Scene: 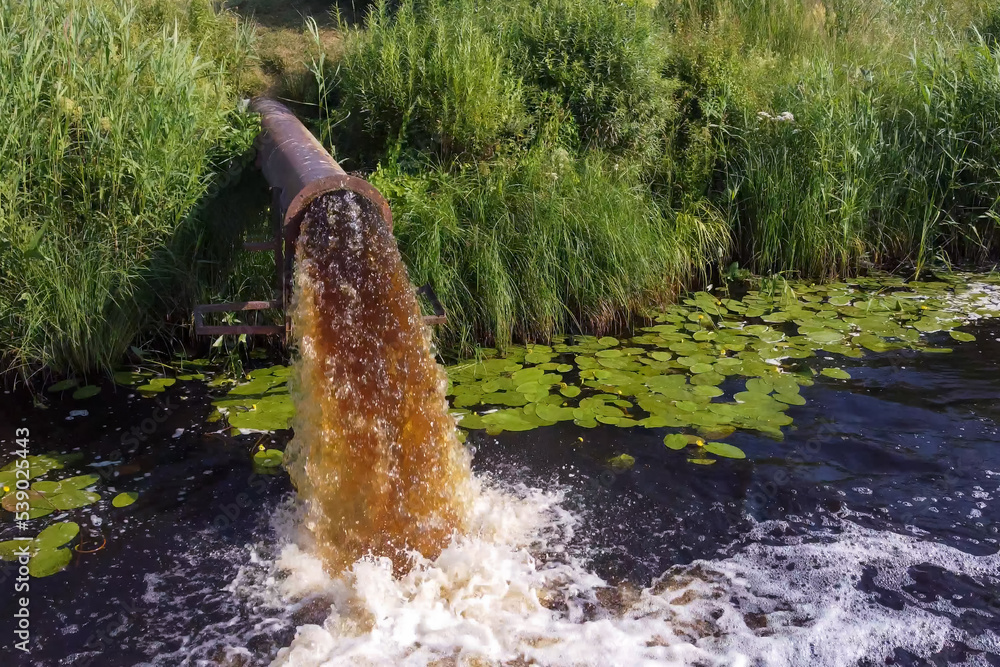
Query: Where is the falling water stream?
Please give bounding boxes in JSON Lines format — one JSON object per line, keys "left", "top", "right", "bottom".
{"left": 285, "top": 191, "right": 472, "bottom": 574}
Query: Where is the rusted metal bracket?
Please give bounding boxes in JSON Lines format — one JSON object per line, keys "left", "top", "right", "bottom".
{"left": 193, "top": 98, "right": 446, "bottom": 340}
{"left": 193, "top": 301, "right": 284, "bottom": 336}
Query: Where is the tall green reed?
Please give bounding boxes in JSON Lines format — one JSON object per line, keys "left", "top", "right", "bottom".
{"left": 0, "top": 0, "right": 254, "bottom": 379}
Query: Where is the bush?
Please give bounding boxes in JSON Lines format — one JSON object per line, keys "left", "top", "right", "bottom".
{"left": 334, "top": 0, "right": 525, "bottom": 161}
{"left": 0, "top": 0, "right": 255, "bottom": 377}
{"left": 506, "top": 0, "right": 676, "bottom": 157}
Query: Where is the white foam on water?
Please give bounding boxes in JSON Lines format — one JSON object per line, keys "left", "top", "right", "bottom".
{"left": 267, "top": 482, "right": 1000, "bottom": 667}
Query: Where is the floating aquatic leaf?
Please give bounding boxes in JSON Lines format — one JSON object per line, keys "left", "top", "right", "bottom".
{"left": 112, "top": 492, "right": 138, "bottom": 508}
{"left": 253, "top": 449, "right": 284, "bottom": 468}
{"left": 702, "top": 442, "right": 746, "bottom": 459}
{"left": 113, "top": 371, "right": 144, "bottom": 386}
{"left": 559, "top": 385, "right": 581, "bottom": 398}
{"left": 28, "top": 547, "right": 72, "bottom": 578}
{"left": 820, "top": 368, "right": 852, "bottom": 380}
{"left": 2, "top": 489, "right": 50, "bottom": 512}
{"left": 481, "top": 409, "right": 541, "bottom": 433}
{"left": 48, "top": 490, "right": 100, "bottom": 510}
{"left": 687, "top": 458, "right": 716, "bottom": 465}
{"left": 608, "top": 453, "right": 635, "bottom": 470}
{"left": 72, "top": 385, "right": 101, "bottom": 400}
{"left": 663, "top": 434, "right": 688, "bottom": 450}
{"left": 949, "top": 330, "right": 975, "bottom": 342}
{"left": 58, "top": 474, "right": 99, "bottom": 491}
{"left": 511, "top": 367, "right": 545, "bottom": 384}
{"left": 137, "top": 378, "right": 176, "bottom": 393}
{"left": 47, "top": 379, "right": 79, "bottom": 393}
{"left": 0, "top": 540, "right": 29, "bottom": 561}
{"left": 31, "top": 481, "right": 61, "bottom": 494}
{"left": 774, "top": 392, "right": 806, "bottom": 406}
{"left": 534, "top": 404, "right": 576, "bottom": 422}
{"left": 228, "top": 394, "right": 295, "bottom": 431}
{"left": 805, "top": 329, "right": 843, "bottom": 345}
{"left": 697, "top": 426, "right": 736, "bottom": 439}
{"left": 32, "top": 522, "right": 79, "bottom": 550}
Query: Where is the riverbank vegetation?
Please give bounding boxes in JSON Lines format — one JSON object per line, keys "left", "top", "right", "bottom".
{"left": 2, "top": 0, "right": 1000, "bottom": 380}
{"left": 319, "top": 0, "right": 1000, "bottom": 352}
{"left": 0, "top": 0, "right": 258, "bottom": 379}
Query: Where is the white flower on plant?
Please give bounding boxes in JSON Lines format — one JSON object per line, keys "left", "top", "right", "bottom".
{"left": 757, "top": 111, "right": 795, "bottom": 123}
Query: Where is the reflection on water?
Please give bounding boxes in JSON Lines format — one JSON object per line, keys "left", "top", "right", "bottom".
{"left": 1, "top": 325, "right": 999, "bottom": 665}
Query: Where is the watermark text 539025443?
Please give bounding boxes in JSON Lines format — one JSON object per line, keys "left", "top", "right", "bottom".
{"left": 11, "top": 427, "right": 32, "bottom": 654}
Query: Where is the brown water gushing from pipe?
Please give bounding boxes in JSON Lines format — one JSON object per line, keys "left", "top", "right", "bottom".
{"left": 284, "top": 190, "right": 473, "bottom": 573}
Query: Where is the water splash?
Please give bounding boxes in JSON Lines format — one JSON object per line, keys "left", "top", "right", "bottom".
{"left": 284, "top": 190, "right": 473, "bottom": 573}
{"left": 268, "top": 485, "right": 1000, "bottom": 667}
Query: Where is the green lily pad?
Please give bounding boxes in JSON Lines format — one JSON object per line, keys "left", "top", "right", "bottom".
{"left": 112, "top": 492, "right": 138, "bottom": 508}
{"left": 0, "top": 539, "right": 31, "bottom": 561}
{"left": 608, "top": 453, "right": 635, "bottom": 470}
{"left": 28, "top": 547, "right": 72, "bottom": 578}
{"left": 687, "top": 458, "right": 716, "bottom": 465}
{"left": 774, "top": 392, "right": 806, "bottom": 406}
{"left": 72, "top": 385, "right": 101, "bottom": 400}
{"left": 702, "top": 442, "right": 746, "bottom": 459}
{"left": 33, "top": 521, "right": 79, "bottom": 550}
{"left": 137, "top": 377, "right": 176, "bottom": 393}
{"left": 664, "top": 434, "right": 688, "bottom": 450}
{"left": 57, "top": 474, "right": 99, "bottom": 491}
{"left": 2, "top": 489, "right": 51, "bottom": 512}
{"left": 48, "top": 490, "right": 100, "bottom": 510}
{"left": 534, "top": 404, "right": 576, "bottom": 422}
{"left": 113, "top": 370, "right": 144, "bottom": 386}
{"left": 253, "top": 449, "right": 284, "bottom": 468}
{"left": 820, "top": 368, "right": 852, "bottom": 380}
{"left": 47, "top": 379, "right": 79, "bottom": 392}
{"left": 949, "top": 330, "right": 975, "bottom": 342}
{"left": 31, "top": 481, "right": 61, "bottom": 494}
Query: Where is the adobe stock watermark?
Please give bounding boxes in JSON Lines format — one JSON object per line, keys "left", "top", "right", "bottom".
{"left": 9, "top": 426, "right": 32, "bottom": 654}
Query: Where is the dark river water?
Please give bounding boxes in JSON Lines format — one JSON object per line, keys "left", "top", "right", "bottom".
{"left": 1, "top": 323, "right": 998, "bottom": 666}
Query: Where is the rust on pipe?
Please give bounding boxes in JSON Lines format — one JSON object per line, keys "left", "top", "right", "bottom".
{"left": 250, "top": 98, "right": 397, "bottom": 338}
{"left": 250, "top": 97, "right": 393, "bottom": 240}
{"left": 194, "top": 99, "right": 444, "bottom": 339}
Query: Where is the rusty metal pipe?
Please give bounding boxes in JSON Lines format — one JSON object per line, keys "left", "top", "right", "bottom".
{"left": 250, "top": 97, "right": 393, "bottom": 236}
{"left": 194, "top": 99, "right": 445, "bottom": 339}
{"left": 250, "top": 98, "right": 398, "bottom": 336}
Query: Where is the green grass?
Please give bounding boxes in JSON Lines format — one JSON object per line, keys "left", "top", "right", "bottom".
{"left": 0, "top": 0, "right": 256, "bottom": 379}
{"left": 303, "top": 0, "right": 1000, "bottom": 356}
{"left": 672, "top": 0, "right": 1000, "bottom": 278}
{"left": 373, "top": 147, "right": 728, "bottom": 351}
